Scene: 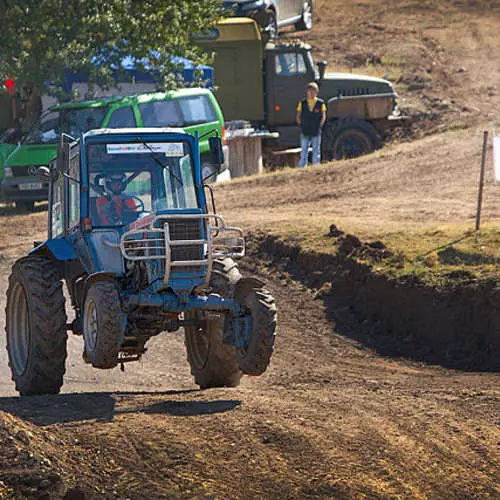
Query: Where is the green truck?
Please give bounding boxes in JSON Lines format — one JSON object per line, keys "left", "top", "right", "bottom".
{"left": 198, "top": 18, "right": 401, "bottom": 160}
{"left": 1, "top": 88, "right": 227, "bottom": 210}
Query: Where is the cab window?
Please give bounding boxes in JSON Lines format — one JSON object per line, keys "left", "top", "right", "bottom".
{"left": 87, "top": 141, "right": 198, "bottom": 227}
{"left": 178, "top": 96, "right": 217, "bottom": 125}
{"left": 50, "top": 173, "right": 64, "bottom": 238}
{"left": 139, "top": 100, "right": 183, "bottom": 127}
{"left": 106, "top": 106, "right": 137, "bottom": 128}
{"left": 139, "top": 95, "right": 217, "bottom": 127}
{"left": 67, "top": 147, "right": 80, "bottom": 229}
{"left": 275, "top": 53, "right": 307, "bottom": 76}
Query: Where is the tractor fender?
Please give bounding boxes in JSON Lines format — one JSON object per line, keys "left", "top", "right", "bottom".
{"left": 233, "top": 276, "right": 265, "bottom": 302}
{"left": 30, "top": 239, "right": 78, "bottom": 261}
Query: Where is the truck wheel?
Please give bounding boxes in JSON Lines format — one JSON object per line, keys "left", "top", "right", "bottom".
{"left": 236, "top": 286, "right": 277, "bottom": 376}
{"left": 295, "top": 0, "right": 313, "bottom": 31}
{"left": 15, "top": 200, "right": 35, "bottom": 212}
{"left": 6, "top": 256, "right": 67, "bottom": 396}
{"left": 184, "top": 259, "right": 243, "bottom": 389}
{"left": 322, "top": 117, "right": 381, "bottom": 161}
{"left": 83, "top": 281, "right": 124, "bottom": 369}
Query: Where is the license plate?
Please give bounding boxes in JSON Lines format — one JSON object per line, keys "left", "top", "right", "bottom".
{"left": 19, "top": 182, "right": 43, "bottom": 191}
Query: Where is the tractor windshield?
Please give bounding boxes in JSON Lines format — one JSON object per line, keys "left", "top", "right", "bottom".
{"left": 23, "top": 107, "right": 109, "bottom": 145}
{"left": 87, "top": 140, "right": 198, "bottom": 227}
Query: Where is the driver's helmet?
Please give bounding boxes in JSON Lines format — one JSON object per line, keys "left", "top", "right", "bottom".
{"left": 104, "top": 172, "right": 127, "bottom": 196}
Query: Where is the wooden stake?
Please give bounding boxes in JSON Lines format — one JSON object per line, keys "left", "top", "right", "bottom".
{"left": 475, "top": 131, "right": 488, "bottom": 231}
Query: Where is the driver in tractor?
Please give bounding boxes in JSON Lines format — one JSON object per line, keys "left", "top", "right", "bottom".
{"left": 96, "top": 172, "right": 141, "bottom": 226}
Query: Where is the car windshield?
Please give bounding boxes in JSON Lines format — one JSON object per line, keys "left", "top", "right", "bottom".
{"left": 87, "top": 140, "right": 198, "bottom": 227}
{"left": 23, "top": 106, "right": 109, "bottom": 145}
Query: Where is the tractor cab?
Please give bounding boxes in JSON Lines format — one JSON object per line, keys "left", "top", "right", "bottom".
{"left": 46, "top": 128, "right": 241, "bottom": 294}
{"left": 85, "top": 131, "right": 200, "bottom": 228}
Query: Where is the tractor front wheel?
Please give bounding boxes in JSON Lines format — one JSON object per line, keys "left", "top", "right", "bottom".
{"left": 6, "top": 256, "right": 67, "bottom": 396}
{"left": 236, "top": 286, "right": 277, "bottom": 376}
{"left": 185, "top": 259, "right": 243, "bottom": 389}
{"left": 83, "top": 281, "right": 124, "bottom": 369}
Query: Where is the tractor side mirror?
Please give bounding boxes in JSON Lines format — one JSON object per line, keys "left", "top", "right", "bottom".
{"left": 317, "top": 61, "right": 328, "bottom": 82}
{"left": 209, "top": 136, "right": 224, "bottom": 170}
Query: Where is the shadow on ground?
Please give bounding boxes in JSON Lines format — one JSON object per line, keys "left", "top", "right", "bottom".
{"left": 0, "top": 390, "right": 240, "bottom": 425}
{"left": 0, "top": 202, "right": 48, "bottom": 217}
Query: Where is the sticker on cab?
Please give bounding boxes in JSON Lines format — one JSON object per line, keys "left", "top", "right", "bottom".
{"left": 106, "top": 143, "right": 184, "bottom": 156}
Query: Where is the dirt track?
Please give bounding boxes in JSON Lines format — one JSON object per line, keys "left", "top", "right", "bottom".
{"left": 0, "top": 250, "right": 499, "bottom": 498}
{"left": 1, "top": 1, "right": 500, "bottom": 498}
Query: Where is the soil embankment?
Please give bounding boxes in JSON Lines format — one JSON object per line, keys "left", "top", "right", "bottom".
{"left": 248, "top": 232, "right": 500, "bottom": 371}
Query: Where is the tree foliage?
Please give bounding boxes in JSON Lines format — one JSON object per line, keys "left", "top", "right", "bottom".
{"left": 0, "top": 0, "right": 223, "bottom": 96}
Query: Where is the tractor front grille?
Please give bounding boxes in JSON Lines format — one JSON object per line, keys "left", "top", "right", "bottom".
{"left": 121, "top": 217, "right": 207, "bottom": 286}
{"left": 120, "top": 213, "right": 244, "bottom": 290}
{"left": 166, "top": 219, "right": 204, "bottom": 275}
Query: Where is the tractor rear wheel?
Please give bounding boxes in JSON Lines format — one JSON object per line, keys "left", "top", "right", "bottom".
{"left": 236, "top": 286, "right": 277, "bottom": 376}
{"left": 322, "top": 117, "right": 381, "bottom": 161}
{"left": 185, "top": 259, "right": 243, "bottom": 389}
{"left": 83, "top": 281, "right": 124, "bottom": 369}
{"left": 6, "top": 256, "right": 67, "bottom": 396}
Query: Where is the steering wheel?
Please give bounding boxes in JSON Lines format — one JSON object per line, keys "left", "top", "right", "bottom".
{"left": 105, "top": 195, "right": 145, "bottom": 225}
{"left": 125, "top": 195, "right": 145, "bottom": 213}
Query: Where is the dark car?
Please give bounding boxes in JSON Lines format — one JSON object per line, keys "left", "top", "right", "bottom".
{"left": 223, "top": 0, "right": 313, "bottom": 38}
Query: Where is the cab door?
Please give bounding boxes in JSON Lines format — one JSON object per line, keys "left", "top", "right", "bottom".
{"left": 266, "top": 49, "right": 312, "bottom": 126}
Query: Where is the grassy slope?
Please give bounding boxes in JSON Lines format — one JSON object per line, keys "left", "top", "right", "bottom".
{"left": 215, "top": 126, "right": 500, "bottom": 284}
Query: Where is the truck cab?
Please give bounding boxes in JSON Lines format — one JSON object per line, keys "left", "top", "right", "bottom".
{"left": 199, "top": 18, "right": 400, "bottom": 159}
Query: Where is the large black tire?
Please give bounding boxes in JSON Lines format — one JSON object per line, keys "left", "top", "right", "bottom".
{"left": 83, "top": 281, "right": 124, "bottom": 369}
{"left": 322, "top": 117, "right": 382, "bottom": 161}
{"left": 295, "top": 0, "right": 313, "bottom": 31}
{"left": 236, "top": 287, "right": 277, "bottom": 376}
{"left": 185, "top": 258, "right": 243, "bottom": 389}
{"left": 6, "top": 256, "right": 67, "bottom": 396}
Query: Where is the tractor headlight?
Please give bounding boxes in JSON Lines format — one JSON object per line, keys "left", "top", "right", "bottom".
{"left": 3, "top": 167, "right": 13, "bottom": 178}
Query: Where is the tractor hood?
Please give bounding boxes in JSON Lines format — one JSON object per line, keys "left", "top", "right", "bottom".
{"left": 4, "top": 144, "right": 57, "bottom": 167}
{"left": 319, "top": 72, "right": 395, "bottom": 100}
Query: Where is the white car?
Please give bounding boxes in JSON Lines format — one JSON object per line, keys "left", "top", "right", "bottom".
{"left": 222, "top": 0, "right": 313, "bottom": 39}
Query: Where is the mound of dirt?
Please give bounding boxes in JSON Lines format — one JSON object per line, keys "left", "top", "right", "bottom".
{"left": 0, "top": 411, "right": 69, "bottom": 498}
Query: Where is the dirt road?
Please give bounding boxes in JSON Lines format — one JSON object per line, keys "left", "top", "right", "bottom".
{"left": 0, "top": 227, "right": 498, "bottom": 498}
{"left": 0, "top": 1, "right": 499, "bottom": 498}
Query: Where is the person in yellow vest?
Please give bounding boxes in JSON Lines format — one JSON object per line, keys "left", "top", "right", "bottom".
{"left": 296, "top": 82, "right": 326, "bottom": 167}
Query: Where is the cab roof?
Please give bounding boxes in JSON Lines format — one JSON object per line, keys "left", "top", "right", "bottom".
{"left": 84, "top": 127, "right": 186, "bottom": 139}
{"left": 52, "top": 88, "right": 213, "bottom": 110}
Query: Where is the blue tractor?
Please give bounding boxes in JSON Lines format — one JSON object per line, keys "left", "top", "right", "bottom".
{"left": 5, "top": 128, "right": 277, "bottom": 396}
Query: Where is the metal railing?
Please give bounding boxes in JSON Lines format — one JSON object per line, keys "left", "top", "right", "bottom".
{"left": 120, "top": 214, "right": 244, "bottom": 286}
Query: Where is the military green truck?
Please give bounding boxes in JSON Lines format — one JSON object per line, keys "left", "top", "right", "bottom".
{"left": 198, "top": 18, "right": 401, "bottom": 160}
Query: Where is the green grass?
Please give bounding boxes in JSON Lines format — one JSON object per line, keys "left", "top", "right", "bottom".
{"left": 267, "top": 220, "right": 500, "bottom": 286}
